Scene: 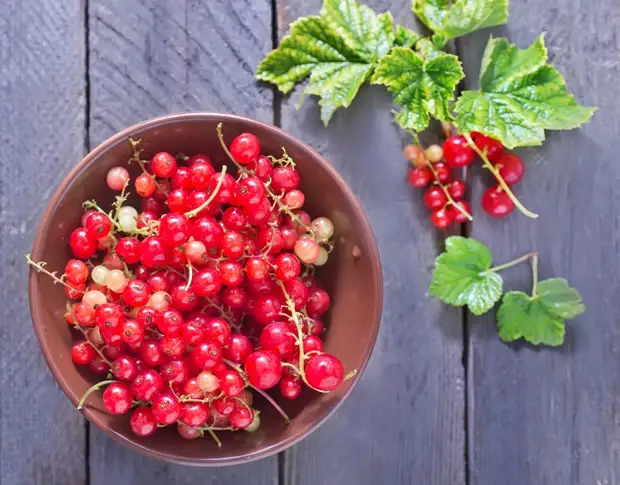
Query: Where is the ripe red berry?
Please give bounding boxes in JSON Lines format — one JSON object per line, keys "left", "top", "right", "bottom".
{"left": 167, "top": 188, "right": 188, "bottom": 213}
{"left": 156, "top": 309, "right": 184, "bottom": 336}
{"left": 192, "top": 341, "right": 222, "bottom": 370}
{"left": 139, "top": 236, "right": 169, "bottom": 268}
{"left": 244, "top": 198, "right": 271, "bottom": 226}
{"left": 131, "top": 369, "right": 163, "bottom": 401}
{"left": 305, "top": 354, "right": 344, "bottom": 391}
{"left": 235, "top": 176, "right": 266, "bottom": 207}
{"left": 244, "top": 349, "right": 282, "bottom": 389}
{"left": 84, "top": 212, "right": 112, "bottom": 239}
{"left": 151, "top": 392, "right": 181, "bottom": 425}
{"left": 203, "top": 317, "right": 232, "bottom": 347}
{"left": 447, "top": 179, "right": 466, "bottom": 201}
{"left": 307, "top": 288, "right": 330, "bottom": 317}
{"left": 302, "top": 335, "right": 324, "bottom": 354}
{"left": 220, "top": 231, "right": 245, "bottom": 260}
{"left": 219, "top": 369, "right": 245, "bottom": 397}
{"left": 228, "top": 406, "right": 254, "bottom": 429}
{"left": 423, "top": 186, "right": 448, "bottom": 210}
{"left": 159, "top": 213, "right": 191, "bottom": 247}
{"left": 179, "top": 402, "right": 210, "bottom": 427}
{"left": 122, "top": 279, "right": 150, "bottom": 307}
{"left": 433, "top": 162, "right": 451, "bottom": 183}
{"left": 130, "top": 407, "right": 157, "bottom": 437}
{"left": 161, "top": 358, "right": 189, "bottom": 383}
{"left": 192, "top": 216, "right": 224, "bottom": 249}
{"left": 171, "top": 166, "right": 192, "bottom": 190}
{"left": 224, "top": 333, "right": 253, "bottom": 364}
{"left": 443, "top": 135, "right": 475, "bottom": 168}
{"left": 95, "top": 303, "right": 124, "bottom": 332}
{"left": 482, "top": 186, "right": 515, "bottom": 217}
{"left": 271, "top": 166, "right": 300, "bottom": 193}
{"left": 71, "top": 341, "right": 96, "bottom": 365}
{"left": 135, "top": 173, "right": 156, "bottom": 197}
{"left": 219, "top": 260, "right": 244, "bottom": 287}
{"left": 116, "top": 237, "right": 141, "bottom": 264}
{"left": 122, "top": 319, "right": 144, "bottom": 345}
{"left": 280, "top": 375, "right": 302, "bottom": 400}
{"left": 230, "top": 133, "right": 260, "bottom": 165}
{"left": 274, "top": 253, "right": 301, "bottom": 282}
{"left": 260, "top": 321, "right": 296, "bottom": 359}
{"left": 495, "top": 153, "right": 525, "bottom": 185}
{"left": 102, "top": 382, "right": 132, "bottom": 415}
{"left": 112, "top": 355, "right": 138, "bottom": 381}
{"left": 169, "top": 284, "right": 198, "bottom": 313}
{"left": 430, "top": 208, "right": 454, "bottom": 229}
{"left": 140, "top": 340, "right": 165, "bottom": 367}
{"left": 151, "top": 152, "right": 177, "bottom": 178}
{"left": 70, "top": 228, "right": 97, "bottom": 259}
{"left": 407, "top": 167, "right": 432, "bottom": 188}
{"left": 222, "top": 207, "right": 247, "bottom": 231}
{"left": 249, "top": 155, "right": 273, "bottom": 181}
{"left": 207, "top": 172, "right": 236, "bottom": 204}
{"left": 449, "top": 201, "right": 472, "bottom": 224}
{"left": 191, "top": 268, "right": 222, "bottom": 297}
{"left": 253, "top": 294, "right": 283, "bottom": 325}
{"left": 213, "top": 396, "right": 235, "bottom": 415}
{"left": 65, "top": 259, "right": 89, "bottom": 285}
{"left": 472, "top": 132, "right": 504, "bottom": 162}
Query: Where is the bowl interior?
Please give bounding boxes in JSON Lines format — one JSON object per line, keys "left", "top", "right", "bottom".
{"left": 29, "top": 114, "right": 382, "bottom": 465}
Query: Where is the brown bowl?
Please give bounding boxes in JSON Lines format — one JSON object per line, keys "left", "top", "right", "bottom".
{"left": 29, "top": 113, "right": 382, "bottom": 466}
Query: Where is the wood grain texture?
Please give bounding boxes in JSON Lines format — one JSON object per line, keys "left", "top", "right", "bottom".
{"left": 457, "top": 1, "right": 620, "bottom": 484}
{"left": 276, "top": 2, "right": 465, "bottom": 484}
{"left": 0, "top": 1, "right": 87, "bottom": 485}
{"left": 88, "top": 0, "right": 277, "bottom": 481}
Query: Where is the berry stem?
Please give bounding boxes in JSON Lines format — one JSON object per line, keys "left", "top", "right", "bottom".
{"left": 72, "top": 316, "right": 113, "bottom": 366}
{"left": 264, "top": 184, "right": 312, "bottom": 234}
{"left": 427, "top": 161, "right": 472, "bottom": 221}
{"left": 184, "top": 262, "right": 194, "bottom": 291}
{"left": 25, "top": 254, "right": 86, "bottom": 294}
{"left": 207, "top": 429, "right": 223, "bottom": 447}
{"left": 530, "top": 253, "right": 539, "bottom": 297}
{"left": 344, "top": 369, "right": 358, "bottom": 381}
{"left": 486, "top": 251, "right": 538, "bottom": 274}
{"left": 128, "top": 138, "right": 169, "bottom": 197}
{"left": 216, "top": 123, "right": 250, "bottom": 176}
{"left": 77, "top": 379, "right": 116, "bottom": 410}
{"left": 184, "top": 165, "right": 228, "bottom": 219}
{"left": 222, "top": 359, "right": 290, "bottom": 423}
{"left": 463, "top": 133, "right": 538, "bottom": 219}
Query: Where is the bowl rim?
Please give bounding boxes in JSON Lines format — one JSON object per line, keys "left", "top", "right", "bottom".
{"left": 29, "top": 112, "right": 383, "bottom": 466}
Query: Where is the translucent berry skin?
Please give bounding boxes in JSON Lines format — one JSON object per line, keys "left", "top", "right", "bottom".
{"left": 151, "top": 392, "right": 181, "bottom": 425}
{"left": 131, "top": 369, "right": 163, "bottom": 401}
{"left": 192, "top": 216, "right": 224, "bottom": 249}
{"left": 244, "top": 349, "right": 283, "bottom": 390}
{"left": 122, "top": 279, "right": 150, "bottom": 307}
{"left": 449, "top": 201, "right": 472, "bottom": 224}
{"left": 407, "top": 167, "right": 432, "bottom": 188}
{"left": 116, "top": 237, "right": 141, "bottom": 264}
{"left": 179, "top": 402, "right": 210, "bottom": 427}
{"left": 102, "top": 382, "right": 132, "bottom": 415}
{"left": 192, "top": 341, "right": 222, "bottom": 370}
{"left": 280, "top": 375, "right": 302, "bottom": 400}
{"left": 259, "top": 321, "right": 296, "bottom": 359}
{"left": 139, "top": 236, "right": 169, "bottom": 268}
{"left": 130, "top": 407, "right": 157, "bottom": 437}
{"left": 228, "top": 406, "right": 254, "bottom": 429}
{"left": 84, "top": 212, "right": 112, "bottom": 239}
{"left": 219, "top": 369, "right": 245, "bottom": 397}
{"left": 443, "top": 135, "right": 475, "bottom": 168}
{"left": 482, "top": 186, "right": 515, "bottom": 217}
{"left": 472, "top": 132, "right": 504, "bottom": 162}
{"left": 230, "top": 133, "right": 260, "bottom": 165}
{"left": 159, "top": 213, "right": 191, "bottom": 247}
{"left": 271, "top": 166, "right": 300, "bottom": 193}
{"left": 191, "top": 268, "right": 222, "bottom": 297}
{"left": 305, "top": 354, "right": 344, "bottom": 391}
{"left": 224, "top": 333, "right": 253, "bottom": 364}
{"left": 249, "top": 155, "right": 273, "bottom": 181}
{"left": 494, "top": 153, "right": 525, "bottom": 185}
{"left": 430, "top": 208, "right": 453, "bottom": 229}
{"left": 235, "top": 176, "right": 266, "bottom": 207}
{"left": 423, "top": 186, "right": 448, "bottom": 210}
{"left": 71, "top": 341, "right": 96, "bottom": 365}
{"left": 151, "top": 152, "right": 177, "bottom": 178}
{"left": 70, "top": 228, "right": 98, "bottom": 259}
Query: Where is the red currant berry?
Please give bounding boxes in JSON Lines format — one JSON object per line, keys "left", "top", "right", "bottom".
{"left": 122, "top": 319, "right": 144, "bottom": 345}
{"left": 191, "top": 268, "right": 222, "bottom": 297}
{"left": 430, "top": 208, "right": 454, "bottom": 229}
{"left": 280, "top": 227, "right": 298, "bottom": 251}
{"left": 136, "top": 307, "right": 158, "bottom": 328}
{"left": 482, "top": 186, "right": 514, "bottom": 217}
{"left": 307, "top": 287, "right": 330, "bottom": 317}
{"left": 147, "top": 272, "right": 169, "bottom": 293}
{"left": 135, "top": 173, "right": 156, "bottom": 197}
{"left": 71, "top": 341, "right": 96, "bottom": 365}
{"left": 207, "top": 172, "right": 236, "bottom": 205}
{"left": 139, "top": 236, "right": 169, "bottom": 268}
{"left": 116, "top": 237, "right": 141, "bottom": 264}
{"left": 472, "top": 132, "right": 504, "bottom": 162}
{"left": 102, "top": 382, "right": 132, "bottom": 415}
{"left": 141, "top": 196, "right": 165, "bottom": 216}
{"left": 222, "top": 287, "right": 249, "bottom": 310}
{"left": 95, "top": 303, "right": 124, "bottom": 332}
{"left": 84, "top": 212, "right": 112, "bottom": 239}
{"left": 203, "top": 317, "right": 232, "bottom": 346}
{"left": 228, "top": 406, "right": 254, "bottom": 429}
{"left": 171, "top": 166, "right": 192, "bottom": 190}
{"left": 167, "top": 188, "right": 188, "bottom": 213}
{"left": 443, "top": 135, "right": 475, "bottom": 168}
{"left": 253, "top": 294, "right": 283, "bottom": 325}
{"left": 449, "top": 201, "right": 472, "bottom": 223}
{"left": 65, "top": 259, "right": 89, "bottom": 285}
{"left": 188, "top": 153, "right": 213, "bottom": 166}
{"left": 235, "top": 176, "right": 266, "bottom": 207}
{"left": 88, "top": 357, "right": 110, "bottom": 375}
{"left": 131, "top": 369, "right": 163, "bottom": 401}
{"left": 186, "top": 190, "right": 219, "bottom": 217}
{"left": 177, "top": 423, "right": 201, "bottom": 440}
{"left": 407, "top": 167, "right": 432, "bottom": 188}
{"left": 245, "top": 256, "right": 269, "bottom": 282}
{"left": 244, "top": 198, "right": 271, "bottom": 226}
{"left": 151, "top": 392, "right": 181, "bottom": 425}
{"left": 230, "top": 133, "right": 260, "bottom": 165}
{"left": 213, "top": 396, "right": 235, "bottom": 415}
{"left": 159, "top": 213, "right": 190, "bottom": 247}
{"left": 222, "top": 207, "right": 247, "bottom": 231}
{"left": 74, "top": 302, "right": 95, "bottom": 325}
{"left": 283, "top": 189, "right": 305, "bottom": 209}
{"left": 260, "top": 321, "right": 296, "bottom": 359}
{"left": 219, "top": 260, "right": 244, "bottom": 287}
{"left": 189, "top": 161, "right": 216, "bottom": 189}
{"left": 274, "top": 253, "right": 301, "bottom": 282}
{"left": 169, "top": 284, "right": 198, "bottom": 313}
{"left": 107, "top": 167, "right": 130, "bottom": 191}
{"left": 112, "top": 355, "right": 138, "bottom": 381}
{"left": 151, "top": 152, "right": 177, "bottom": 178}
{"left": 447, "top": 179, "right": 466, "bottom": 201}
{"left": 220, "top": 231, "right": 245, "bottom": 260}
{"left": 305, "top": 354, "right": 344, "bottom": 391}
{"left": 280, "top": 375, "right": 302, "bottom": 400}
{"left": 180, "top": 402, "right": 209, "bottom": 427}
{"left": 70, "top": 228, "right": 97, "bottom": 259}
{"left": 122, "top": 279, "right": 150, "bottom": 307}
{"left": 495, "top": 153, "right": 525, "bottom": 185}
{"left": 245, "top": 350, "right": 282, "bottom": 390}
{"left": 433, "top": 162, "right": 451, "bottom": 183}
{"left": 271, "top": 166, "right": 300, "bottom": 193}
{"left": 192, "top": 341, "right": 222, "bottom": 370}
{"left": 181, "top": 316, "right": 206, "bottom": 346}
{"left": 161, "top": 336, "right": 186, "bottom": 357}
{"left": 140, "top": 340, "right": 165, "bottom": 367}
{"left": 283, "top": 279, "right": 309, "bottom": 310}
{"left": 423, "top": 186, "right": 448, "bottom": 210}
{"left": 130, "top": 407, "right": 156, "bottom": 437}
{"left": 156, "top": 308, "right": 183, "bottom": 336}
{"left": 161, "top": 358, "right": 189, "bottom": 384}
{"left": 223, "top": 333, "right": 253, "bottom": 364}
{"left": 219, "top": 369, "right": 245, "bottom": 397}
{"left": 192, "top": 216, "right": 224, "bottom": 249}
{"left": 303, "top": 335, "right": 324, "bottom": 354}
{"left": 249, "top": 155, "right": 273, "bottom": 181}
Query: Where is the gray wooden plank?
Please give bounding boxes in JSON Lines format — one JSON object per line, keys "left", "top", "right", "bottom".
{"left": 87, "top": 0, "right": 277, "bottom": 481}
{"left": 276, "top": 2, "right": 465, "bottom": 484}
{"left": 0, "top": 1, "right": 87, "bottom": 485}
{"left": 457, "top": 2, "right": 620, "bottom": 484}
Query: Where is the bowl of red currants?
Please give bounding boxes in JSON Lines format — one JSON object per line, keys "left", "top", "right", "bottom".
{"left": 28, "top": 113, "right": 382, "bottom": 465}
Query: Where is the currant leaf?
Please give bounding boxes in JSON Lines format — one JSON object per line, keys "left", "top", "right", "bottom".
{"left": 496, "top": 279, "right": 584, "bottom": 346}
{"left": 371, "top": 47, "right": 464, "bottom": 131}
{"left": 429, "top": 236, "right": 503, "bottom": 315}
{"left": 413, "top": 0, "right": 508, "bottom": 41}
{"left": 255, "top": 0, "right": 395, "bottom": 125}
{"left": 394, "top": 25, "right": 422, "bottom": 48}
{"left": 454, "top": 35, "right": 596, "bottom": 148}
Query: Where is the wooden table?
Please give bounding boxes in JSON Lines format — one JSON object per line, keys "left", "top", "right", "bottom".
{"left": 2, "top": 0, "right": 619, "bottom": 484}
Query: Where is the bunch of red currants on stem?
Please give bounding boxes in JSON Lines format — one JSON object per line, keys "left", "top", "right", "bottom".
{"left": 405, "top": 131, "right": 525, "bottom": 228}
{"left": 28, "top": 124, "right": 354, "bottom": 446}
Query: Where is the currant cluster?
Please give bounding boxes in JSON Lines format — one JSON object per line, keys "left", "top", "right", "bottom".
{"left": 405, "top": 132, "right": 525, "bottom": 226}
{"left": 29, "top": 125, "right": 352, "bottom": 445}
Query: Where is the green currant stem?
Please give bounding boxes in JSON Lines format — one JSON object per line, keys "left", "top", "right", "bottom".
{"left": 344, "top": 370, "right": 357, "bottom": 381}
{"left": 486, "top": 251, "right": 538, "bottom": 274}
{"left": 77, "top": 379, "right": 116, "bottom": 410}
{"left": 184, "top": 165, "right": 227, "bottom": 219}
{"left": 207, "top": 429, "right": 222, "bottom": 447}
{"left": 82, "top": 200, "right": 123, "bottom": 231}
{"left": 222, "top": 359, "right": 290, "bottom": 424}
{"left": 531, "top": 253, "right": 539, "bottom": 297}
{"left": 463, "top": 133, "right": 538, "bottom": 219}
{"left": 25, "top": 254, "right": 86, "bottom": 294}
{"left": 216, "top": 123, "right": 250, "bottom": 176}
{"left": 112, "top": 180, "right": 130, "bottom": 225}
{"left": 184, "top": 262, "right": 194, "bottom": 291}
{"left": 264, "top": 184, "right": 312, "bottom": 234}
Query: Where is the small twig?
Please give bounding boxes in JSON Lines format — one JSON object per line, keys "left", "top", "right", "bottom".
{"left": 77, "top": 379, "right": 116, "bottom": 410}
{"left": 184, "top": 166, "right": 228, "bottom": 219}
{"left": 26, "top": 254, "right": 85, "bottom": 294}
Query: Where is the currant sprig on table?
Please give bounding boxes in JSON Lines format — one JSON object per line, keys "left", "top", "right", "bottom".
{"left": 256, "top": 0, "right": 596, "bottom": 222}
{"left": 429, "top": 237, "right": 585, "bottom": 346}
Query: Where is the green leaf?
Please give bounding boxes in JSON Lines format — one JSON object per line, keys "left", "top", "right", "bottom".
{"left": 321, "top": 0, "right": 394, "bottom": 61}
{"left": 429, "top": 236, "right": 503, "bottom": 315}
{"left": 413, "top": 0, "right": 508, "bottom": 40}
{"left": 256, "top": 0, "right": 395, "bottom": 125}
{"left": 394, "top": 25, "right": 422, "bottom": 48}
{"left": 454, "top": 35, "right": 597, "bottom": 148}
{"left": 497, "top": 278, "right": 584, "bottom": 346}
{"left": 371, "top": 47, "right": 464, "bottom": 131}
